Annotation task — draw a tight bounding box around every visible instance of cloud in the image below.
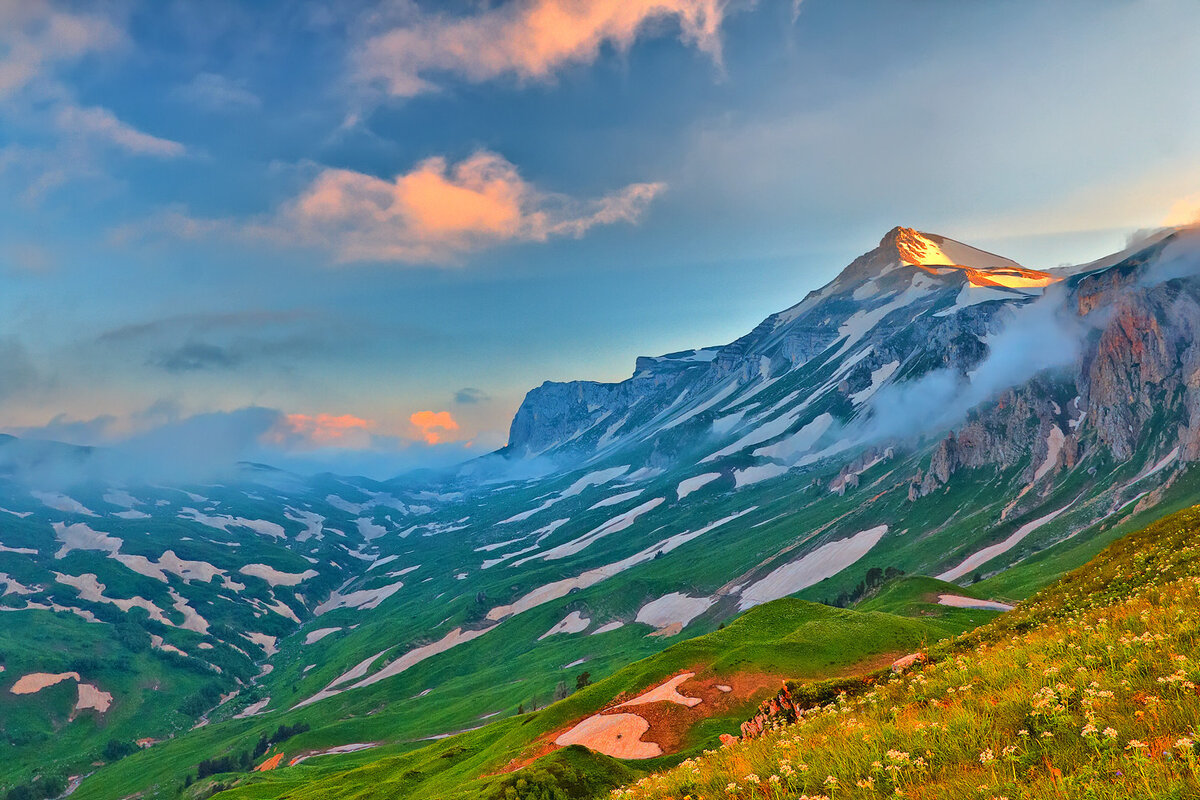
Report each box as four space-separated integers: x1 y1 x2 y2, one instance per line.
454 387 490 404
149 342 241 373
409 410 460 444
94 310 341 373
286 151 664 261
171 72 261 111
54 104 185 158
1163 192 1200 228
0 2 121 98
358 0 730 96
146 150 664 263
269 413 374 449
861 287 1088 443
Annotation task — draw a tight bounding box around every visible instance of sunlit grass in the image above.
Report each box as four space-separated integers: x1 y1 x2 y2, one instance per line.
613 508 1200 800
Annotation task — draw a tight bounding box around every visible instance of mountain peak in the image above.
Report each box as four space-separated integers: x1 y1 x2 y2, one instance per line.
871 226 1060 289
880 226 1018 270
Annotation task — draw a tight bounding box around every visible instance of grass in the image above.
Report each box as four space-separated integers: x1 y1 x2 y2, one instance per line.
613 504 1200 800
177 598 955 800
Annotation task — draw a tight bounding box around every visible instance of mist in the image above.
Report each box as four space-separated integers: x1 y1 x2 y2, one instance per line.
856 283 1090 446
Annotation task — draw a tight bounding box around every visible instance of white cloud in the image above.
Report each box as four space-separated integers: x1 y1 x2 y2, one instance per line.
172 72 261 111
55 105 185 158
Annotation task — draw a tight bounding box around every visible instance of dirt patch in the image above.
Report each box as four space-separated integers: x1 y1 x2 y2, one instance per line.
647 622 683 638
10 672 80 694
628 672 782 755
530 669 784 767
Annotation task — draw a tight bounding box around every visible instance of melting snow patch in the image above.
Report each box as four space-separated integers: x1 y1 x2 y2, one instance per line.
53 522 122 559
937 594 1014 612
590 621 625 635
676 473 720 500
239 564 319 587
538 611 590 640
739 525 889 610
588 489 643 510
179 508 286 539
1034 426 1066 482
937 502 1075 582
234 698 271 719
635 593 713 631
531 498 664 562
753 413 834 462
314 580 405 615
304 627 342 645
733 463 789 488
849 361 900 405
32 491 97 517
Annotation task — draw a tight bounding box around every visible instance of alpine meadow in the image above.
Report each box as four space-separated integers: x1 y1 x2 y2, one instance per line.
3 3 1200 800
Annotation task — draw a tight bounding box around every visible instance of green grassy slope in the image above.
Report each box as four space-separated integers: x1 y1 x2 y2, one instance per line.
614 503 1200 799
93 598 957 800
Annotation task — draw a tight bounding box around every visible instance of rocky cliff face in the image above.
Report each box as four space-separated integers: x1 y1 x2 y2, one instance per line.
914 233 1200 501
505 226 1200 518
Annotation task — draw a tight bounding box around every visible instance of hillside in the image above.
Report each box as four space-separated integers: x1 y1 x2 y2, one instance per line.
616 504 1200 799
130 596 989 800
0 226 1198 799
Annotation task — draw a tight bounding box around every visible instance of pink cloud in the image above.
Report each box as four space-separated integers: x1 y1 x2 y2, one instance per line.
358 0 730 96
268 412 374 449
0 2 122 98
284 150 664 262
409 410 460 445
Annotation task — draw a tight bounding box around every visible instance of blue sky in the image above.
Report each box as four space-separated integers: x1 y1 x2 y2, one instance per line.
2 0 1200 477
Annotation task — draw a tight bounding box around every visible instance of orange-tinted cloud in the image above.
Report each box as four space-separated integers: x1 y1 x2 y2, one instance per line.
359 0 729 96
272 413 373 448
1164 192 1200 227
409 410 460 445
287 150 664 262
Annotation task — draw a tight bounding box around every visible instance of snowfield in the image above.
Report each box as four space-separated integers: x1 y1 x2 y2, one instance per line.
739 525 889 610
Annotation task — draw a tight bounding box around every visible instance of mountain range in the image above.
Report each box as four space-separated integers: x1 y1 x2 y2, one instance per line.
1 225 1198 800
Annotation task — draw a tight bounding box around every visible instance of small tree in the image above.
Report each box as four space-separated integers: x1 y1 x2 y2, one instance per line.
575 671 591 691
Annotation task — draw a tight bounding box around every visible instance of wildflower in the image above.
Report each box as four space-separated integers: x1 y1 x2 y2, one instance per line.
979 749 994 764
1126 740 1148 751
1081 723 1097 736
1103 727 1119 739
824 775 838 786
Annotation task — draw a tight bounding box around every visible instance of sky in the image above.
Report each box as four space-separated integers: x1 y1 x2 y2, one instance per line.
2 0 1200 478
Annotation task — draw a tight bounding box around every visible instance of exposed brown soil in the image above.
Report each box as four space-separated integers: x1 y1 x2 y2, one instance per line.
498 652 905 775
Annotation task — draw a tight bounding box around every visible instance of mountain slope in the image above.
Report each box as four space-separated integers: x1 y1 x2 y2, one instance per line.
1 226 1198 799
616 502 1200 800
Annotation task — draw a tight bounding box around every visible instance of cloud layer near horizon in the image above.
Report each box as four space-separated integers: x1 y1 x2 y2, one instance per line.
358 0 731 96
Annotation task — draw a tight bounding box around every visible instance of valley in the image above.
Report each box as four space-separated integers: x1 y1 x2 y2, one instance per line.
1 225 1199 800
